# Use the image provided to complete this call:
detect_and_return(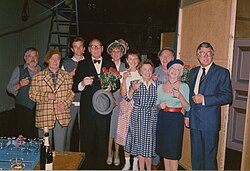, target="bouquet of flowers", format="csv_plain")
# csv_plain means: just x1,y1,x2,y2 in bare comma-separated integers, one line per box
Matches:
181,65,194,84
99,67,121,91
